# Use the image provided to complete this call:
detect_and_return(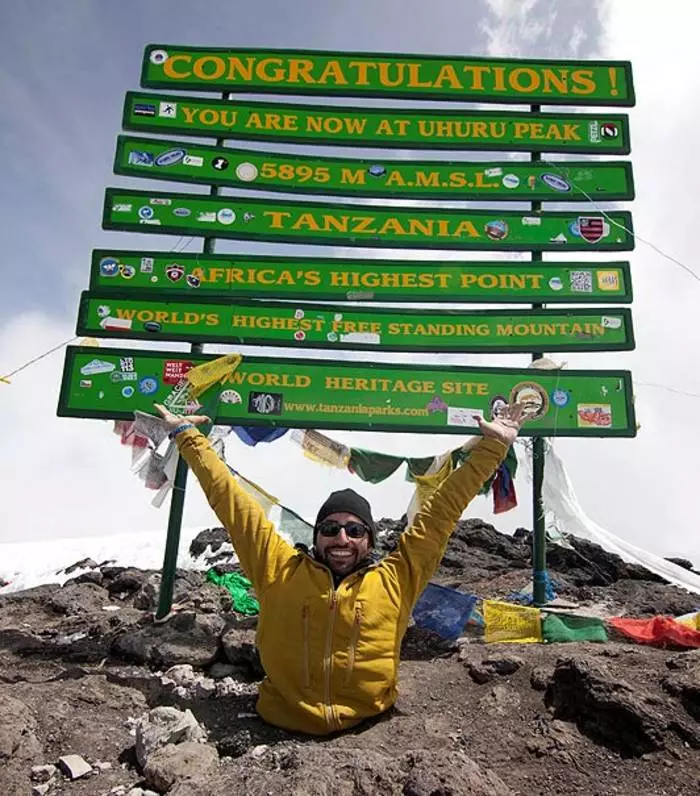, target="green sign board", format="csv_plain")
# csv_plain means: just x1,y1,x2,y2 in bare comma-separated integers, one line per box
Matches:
77,293,635,354
58,346,637,438
90,250,633,304
140,45,634,106
103,190,634,252
123,92,632,154
114,135,634,202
